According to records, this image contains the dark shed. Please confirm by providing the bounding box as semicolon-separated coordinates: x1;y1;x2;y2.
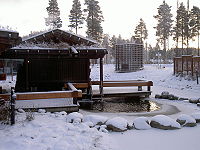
1;29;107;92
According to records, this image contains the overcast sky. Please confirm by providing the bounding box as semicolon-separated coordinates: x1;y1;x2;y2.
0;0;199;47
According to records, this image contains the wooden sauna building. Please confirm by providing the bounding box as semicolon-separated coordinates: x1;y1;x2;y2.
0;29;107;93
115;43;143;72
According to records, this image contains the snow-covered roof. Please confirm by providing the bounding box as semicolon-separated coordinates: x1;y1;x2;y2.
22;28;97;46
0;26;18;33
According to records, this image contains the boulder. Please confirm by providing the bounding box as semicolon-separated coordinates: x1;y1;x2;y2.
155;94;161;99
161;91;170;99
189;98;199;104
106;117;128;132
179;98;189;101
83;115;108;125
176;114;196;127
191;113;200;123
150;115;181;130
66;112;83;123
133;117;151;130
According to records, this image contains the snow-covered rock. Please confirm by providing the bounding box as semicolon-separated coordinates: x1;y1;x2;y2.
133;117;151;130
99;125;109;133
189;98;199;104
150;115;181;130
38;109;46;113
161;91;170;99
191;112;200;123
84;121;94;127
66;112;83;123
176;114;196;127
83;115;108;125
17;109;25;113
106;117;128;132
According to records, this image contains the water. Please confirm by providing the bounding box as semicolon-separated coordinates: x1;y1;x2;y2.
91;97;160;113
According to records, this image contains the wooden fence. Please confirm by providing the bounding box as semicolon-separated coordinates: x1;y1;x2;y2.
174;55;200;76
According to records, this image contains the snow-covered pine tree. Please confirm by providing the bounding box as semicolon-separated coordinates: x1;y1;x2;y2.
189;6;200;55
173;2;189;51
84;0;104;42
134;18;148;44
69;0;84;34
45;0;62;29
154;0;173;62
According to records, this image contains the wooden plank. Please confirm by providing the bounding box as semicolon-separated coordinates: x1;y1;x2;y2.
0;93;10;101
16;90;82;100
72;80;153;88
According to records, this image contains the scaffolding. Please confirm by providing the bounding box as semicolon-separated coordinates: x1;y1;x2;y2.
115;43;143;72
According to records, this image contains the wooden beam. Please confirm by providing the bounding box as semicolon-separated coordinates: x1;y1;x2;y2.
16;91;82;100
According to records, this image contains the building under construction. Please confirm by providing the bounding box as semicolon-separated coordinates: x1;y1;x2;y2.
115;43;143;72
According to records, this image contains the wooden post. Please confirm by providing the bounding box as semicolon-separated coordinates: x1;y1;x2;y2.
100;58;103;96
25;59;29;91
10;87;15;125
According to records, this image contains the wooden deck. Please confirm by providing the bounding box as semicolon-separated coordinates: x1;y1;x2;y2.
74;80;153;98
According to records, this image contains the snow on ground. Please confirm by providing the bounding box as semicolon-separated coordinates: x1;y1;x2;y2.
0;64;200;150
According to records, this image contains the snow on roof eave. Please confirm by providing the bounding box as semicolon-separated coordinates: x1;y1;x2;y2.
22;28;97;45
0;28;18;33
115;43;143;46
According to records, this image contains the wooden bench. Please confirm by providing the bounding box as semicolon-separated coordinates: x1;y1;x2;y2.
72;80;153;91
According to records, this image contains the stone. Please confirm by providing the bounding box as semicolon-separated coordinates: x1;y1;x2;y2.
179;98;189;101
189;98;199;104
133;117;151;130
161;91;170;99
106;117;128;132
155;94;161;99
176;114;197;127
83;115;108;125
150;115;181;130
191;113;200;123
168;94;175;100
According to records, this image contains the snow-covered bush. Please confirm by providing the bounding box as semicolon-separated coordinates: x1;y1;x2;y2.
26;110;35;121
176;114;196;127
66;112;83;123
133;117;151;130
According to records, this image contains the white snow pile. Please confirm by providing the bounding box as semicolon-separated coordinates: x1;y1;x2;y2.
133;117;151;130
66;112;83;123
0;112;112;150
191;112;200;123
150;115;181;130
83;115;108;126
106;117;128;132
176;114;197;127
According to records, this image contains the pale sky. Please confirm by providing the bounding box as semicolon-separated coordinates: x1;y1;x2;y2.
0;0;199;47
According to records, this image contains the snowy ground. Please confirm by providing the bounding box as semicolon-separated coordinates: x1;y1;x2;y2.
0;64;200;150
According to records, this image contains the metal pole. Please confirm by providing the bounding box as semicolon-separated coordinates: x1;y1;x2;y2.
10;87;15;125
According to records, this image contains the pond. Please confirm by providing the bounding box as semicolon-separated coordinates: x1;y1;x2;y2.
90;97;160;113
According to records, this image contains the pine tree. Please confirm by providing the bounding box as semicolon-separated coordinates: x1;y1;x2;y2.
45;0;62;29
69;0;84;34
134;18;148;44
173;3;189;51
154;1;173;61
189;6;200;55
84;0;104;42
